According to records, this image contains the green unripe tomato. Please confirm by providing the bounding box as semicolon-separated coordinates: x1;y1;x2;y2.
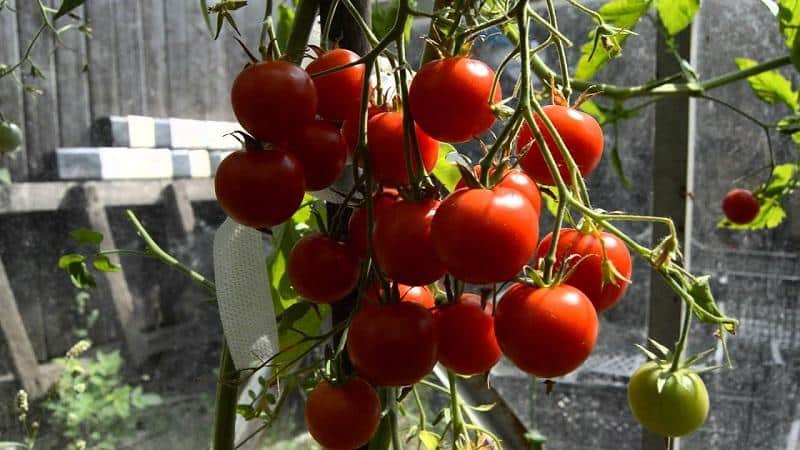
627;360;709;437
0;120;23;154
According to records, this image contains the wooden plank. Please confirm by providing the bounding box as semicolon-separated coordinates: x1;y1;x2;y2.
0;0;29;181
112;1;146;115
16;0;61;180
55;5;92;147
84;1;119;118
0;259;44;397
206;26;231;121
139;0;170;117
164;1;192;117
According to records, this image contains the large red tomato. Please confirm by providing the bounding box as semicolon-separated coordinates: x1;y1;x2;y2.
366;111;439;187
409;57;501;143
722;188;760;224
517;105;603;185
347;189;400;258
347;302;438;386
361;283;436;310
231;61;317;144
287;233;361;304
435;294;501;376
306;48;366;121
431;187;539;284
373;199;446;286
536;229;632;313
214;148;305;228
305;377;381;450
455;166;542;215
287;121;347;191
494;283;598;378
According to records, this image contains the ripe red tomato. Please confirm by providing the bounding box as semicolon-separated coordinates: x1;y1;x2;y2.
435;294;501;376
306;48;367;121
409;57;501;143
361;283;436;310
347;189;400;258
494;283;598;378
305;377;381;449
455;166;542;215
722;188;760;224
347;302;438;386
366;111;439;187
231;61;317;144
535;229;632;313
287;233;361;304
517;105;603;185
431;187;539;284
287;121;347;191
214;148;305;228
342;104;386;157
373;199;446;286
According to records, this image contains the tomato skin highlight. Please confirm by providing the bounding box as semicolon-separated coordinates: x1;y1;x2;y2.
494;284;598;378
287;121;348;191
347;302;438;386
287;233;361;304
347;189;400;258
435;294;501;376
306;48;367;121
366;111;439;187
214;149;305;228
722;188;760;224
627;361;710;437
373;199;447;286
536;229;632;313
431;187;539;284
305;377;381;450
409;57;501;143
455;166;542;215
361;283;436;310
231;61;317;144
517;105;603;186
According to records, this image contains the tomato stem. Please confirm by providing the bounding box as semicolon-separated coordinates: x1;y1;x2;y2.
447;369;468;445
389;387;403;450
544;0;571;102
211;342;237;450
670;302;693;373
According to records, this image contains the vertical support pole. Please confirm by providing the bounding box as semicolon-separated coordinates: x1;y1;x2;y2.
643;17;699;450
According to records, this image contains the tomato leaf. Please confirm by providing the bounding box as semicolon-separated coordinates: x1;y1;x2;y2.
778;0;800;48
58;253;85;269
276;4;295;53
66;261;96;290
718;163;799;230
686;276;738;333
579;99;608;125
734;58;798;111
372;0;415;42
53;0;86;21
70;228;104;247
92;255;121;273
656;0;700;36
432;143;461;192
418;431;441;450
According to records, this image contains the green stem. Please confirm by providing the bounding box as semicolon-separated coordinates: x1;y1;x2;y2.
339;0;380;46
212;342;238;450
258;0;277;59
412;385;427;432
544;0;571;101
0;24;47;80
389;388;403;450
670;302;693;372
284;0;320;64
447;370;467;445
321;0;340;49
563;0;603;23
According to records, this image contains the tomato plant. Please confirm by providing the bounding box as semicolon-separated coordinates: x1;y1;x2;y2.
435;293;501;376
287;120;348;191
305;377;382;449
455;166;542;215
365;111;439;187
306;48;367;121
0;120;22;154
722;188;760;224
287;233;361;304
346;188;399;258
361;283;435;310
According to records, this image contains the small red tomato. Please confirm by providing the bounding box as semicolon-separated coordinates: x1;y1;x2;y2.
342;104;387;157
307;48;367;121
287;121;348;191
409;57;501;143
231;61;317;144
347;302;438;386
214;148;305;228
361;283;436;310
722;188;760;224
495;283;598;378
347;189;400;258
455;165;542;215
287;233;361;304
305;377;381;450
536;229;632;313
431;187;539;284
517;105;603;185
435;294;501;376
373;199;446;286
366;111;439;187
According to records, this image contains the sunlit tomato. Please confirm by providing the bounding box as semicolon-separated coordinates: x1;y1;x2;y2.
342;104;386;157
517;105;603;185
373;199;446;286
214;148;305;228
366;112;439;187
0;120;23;153
431;187;538;284
231;61;317;144
455;166;542;215
305;377;381;449
347;189;400;258
361;283;436;310
347;302;438;386
722;188;760;224
306;48;367;121
286;121;347;191
628;361;709;437
287;233;361;304
494;283;598;378
535;229;632;313
435;294;501;376
409;57;501;143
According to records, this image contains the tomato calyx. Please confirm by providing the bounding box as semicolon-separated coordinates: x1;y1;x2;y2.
576;218;632;289
634;338;721;384
226;130;264;151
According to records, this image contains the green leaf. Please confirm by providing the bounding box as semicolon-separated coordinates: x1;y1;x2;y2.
418;430;441;450
778;0;800;48
67;261;96;290
735;57;798;110
93;255;121;273
59;253;85;270
718;163;799;230
277;301;312;333
372;0;415;42
200;0;214;37
656;0;700;35
686;276;738;333
276;4;295;53
579;99;607;124
70;228;103;247
432;143;461;192
53;0;86;21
